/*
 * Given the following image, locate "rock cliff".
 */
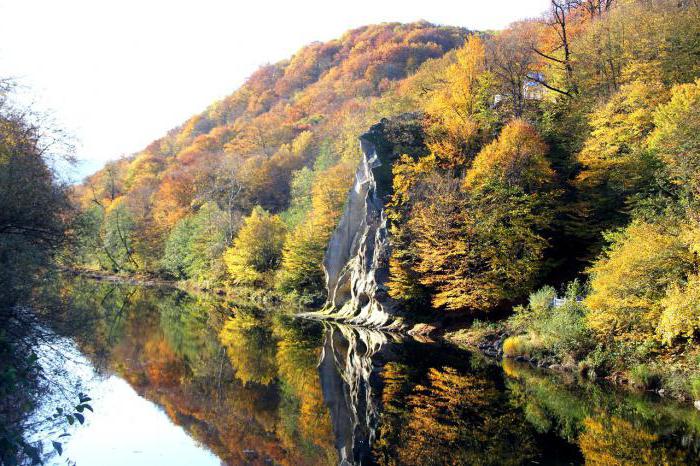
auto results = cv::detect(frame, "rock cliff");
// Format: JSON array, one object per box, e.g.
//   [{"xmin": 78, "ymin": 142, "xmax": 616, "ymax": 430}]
[{"xmin": 304, "ymin": 114, "xmax": 426, "ymax": 329}]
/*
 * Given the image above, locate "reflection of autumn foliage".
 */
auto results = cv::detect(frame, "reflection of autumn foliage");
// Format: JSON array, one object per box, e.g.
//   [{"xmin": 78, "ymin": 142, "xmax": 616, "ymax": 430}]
[
  {"xmin": 379, "ymin": 366, "xmax": 537, "ymax": 466},
  {"xmin": 579, "ymin": 416, "xmax": 689, "ymax": 466},
  {"xmin": 219, "ymin": 311, "xmax": 278, "ymax": 385},
  {"xmin": 275, "ymin": 337, "xmax": 336, "ymax": 461},
  {"xmin": 66, "ymin": 279, "xmax": 338, "ymax": 466},
  {"xmin": 503, "ymin": 361, "xmax": 699, "ymax": 466},
  {"xmin": 143, "ymin": 339, "xmax": 184, "ymax": 387}
]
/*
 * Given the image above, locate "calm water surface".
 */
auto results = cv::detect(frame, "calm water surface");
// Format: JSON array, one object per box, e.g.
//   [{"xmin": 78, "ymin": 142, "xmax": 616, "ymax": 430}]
[{"xmin": 28, "ymin": 277, "xmax": 700, "ymax": 465}]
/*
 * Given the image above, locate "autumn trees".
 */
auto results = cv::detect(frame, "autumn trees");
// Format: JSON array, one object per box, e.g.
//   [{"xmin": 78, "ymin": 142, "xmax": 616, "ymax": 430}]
[
  {"xmin": 503, "ymin": 70, "xmax": 700, "ymax": 388},
  {"xmin": 0, "ymin": 81, "xmax": 73, "ymax": 307},
  {"xmin": 276, "ymin": 161, "xmax": 355, "ymax": 299},
  {"xmin": 71, "ymin": 0, "xmax": 700, "ymax": 367},
  {"xmin": 584, "ymin": 79, "xmax": 700, "ymax": 346},
  {"xmin": 0, "ymin": 79, "xmax": 76, "ymax": 464},
  {"xmin": 388, "ymin": 119, "xmax": 556, "ymax": 311}
]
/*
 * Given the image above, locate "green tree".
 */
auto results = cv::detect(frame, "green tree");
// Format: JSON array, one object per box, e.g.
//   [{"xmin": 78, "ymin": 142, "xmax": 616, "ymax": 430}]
[{"xmin": 161, "ymin": 202, "xmax": 229, "ymax": 283}]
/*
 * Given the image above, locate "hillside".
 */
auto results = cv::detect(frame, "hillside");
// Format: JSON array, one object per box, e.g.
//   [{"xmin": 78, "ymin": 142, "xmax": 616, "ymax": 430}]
[{"xmin": 74, "ymin": 21, "xmax": 469, "ymax": 284}]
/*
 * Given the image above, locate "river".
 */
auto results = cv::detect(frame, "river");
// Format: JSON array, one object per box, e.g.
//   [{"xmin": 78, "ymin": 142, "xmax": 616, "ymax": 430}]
[{"xmin": 25, "ymin": 276, "xmax": 700, "ymax": 465}]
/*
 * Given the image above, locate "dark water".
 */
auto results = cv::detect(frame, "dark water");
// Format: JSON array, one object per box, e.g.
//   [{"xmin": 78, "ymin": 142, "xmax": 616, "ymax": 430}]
[{"xmin": 29, "ymin": 277, "xmax": 700, "ymax": 465}]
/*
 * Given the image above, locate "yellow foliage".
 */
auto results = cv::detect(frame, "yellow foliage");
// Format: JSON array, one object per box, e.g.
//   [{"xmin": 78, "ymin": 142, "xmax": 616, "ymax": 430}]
[
  {"xmin": 576, "ymin": 80, "xmax": 668, "ymax": 192},
  {"xmin": 503, "ymin": 335, "xmax": 535, "ymax": 358},
  {"xmin": 465, "ymin": 119, "xmax": 552, "ymax": 193},
  {"xmin": 310, "ymin": 162, "xmax": 355, "ymax": 224},
  {"xmin": 649, "ymin": 78, "xmax": 700, "ymax": 193},
  {"xmin": 424, "ymin": 35, "xmax": 492, "ymax": 167},
  {"xmin": 658, "ymin": 273, "xmax": 700, "ymax": 344},
  {"xmin": 223, "ymin": 207, "xmax": 286, "ymax": 286},
  {"xmin": 277, "ymin": 162, "xmax": 354, "ymax": 294},
  {"xmin": 585, "ymin": 221, "xmax": 695, "ymax": 342}
]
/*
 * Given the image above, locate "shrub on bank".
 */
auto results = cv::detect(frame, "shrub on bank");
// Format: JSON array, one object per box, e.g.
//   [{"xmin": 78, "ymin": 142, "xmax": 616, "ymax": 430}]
[
  {"xmin": 506, "ymin": 281, "xmax": 593, "ymax": 364},
  {"xmin": 503, "ymin": 336, "xmax": 536, "ymax": 358},
  {"xmin": 629, "ymin": 364, "xmax": 663, "ymax": 390}
]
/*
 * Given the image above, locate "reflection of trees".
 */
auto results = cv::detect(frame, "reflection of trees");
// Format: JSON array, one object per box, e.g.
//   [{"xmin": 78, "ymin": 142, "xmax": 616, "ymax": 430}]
[
  {"xmin": 503, "ymin": 360, "xmax": 700, "ymax": 465},
  {"xmin": 219, "ymin": 307, "xmax": 278, "ymax": 386},
  {"xmin": 579, "ymin": 416, "xmax": 689, "ymax": 465},
  {"xmin": 379, "ymin": 366, "xmax": 538, "ymax": 466},
  {"xmin": 274, "ymin": 318, "xmax": 336, "ymax": 463},
  {"xmin": 51, "ymin": 278, "xmax": 700, "ymax": 466},
  {"xmin": 317, "ymin": 324, "xmax": 543, "ymax": 466},
  {"xmin": 58, "ymin": 278, "xmax": 338, "ymax": 465}
]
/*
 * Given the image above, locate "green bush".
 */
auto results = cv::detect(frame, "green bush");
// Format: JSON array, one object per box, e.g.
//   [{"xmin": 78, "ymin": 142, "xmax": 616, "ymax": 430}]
[
  {"xmin": 629, "ymin": 364, "xmax": 662, "ymax": 390},
  {"xmin": 506, "ymin": 281, "xmax": 593, "ymax": 362},
  {"xmin": 690, "ymin": 376, "xmax": 700, "ymax": 400}
]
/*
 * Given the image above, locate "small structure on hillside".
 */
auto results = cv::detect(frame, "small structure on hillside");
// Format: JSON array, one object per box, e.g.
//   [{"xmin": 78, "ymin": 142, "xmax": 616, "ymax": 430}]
[{"xmin": 523, "ymin": 73, "xmax": 545, "ymax": 100}]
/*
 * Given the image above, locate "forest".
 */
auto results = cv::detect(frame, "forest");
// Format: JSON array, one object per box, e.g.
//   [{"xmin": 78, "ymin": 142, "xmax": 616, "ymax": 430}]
[{"xmin": 2, "ymin": 0, "xmax": 700, "ymax": 461}]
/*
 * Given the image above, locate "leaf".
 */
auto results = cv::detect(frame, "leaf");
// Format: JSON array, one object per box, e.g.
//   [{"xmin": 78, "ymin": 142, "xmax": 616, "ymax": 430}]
[
  {"xmin": 74, "ymin": 412, "xmax": 85, "ymax": 424},
  {"xmin": 67, "ymin": 414, "xmax": 74, "ymax": 425},
  {"xmin": 82, "ymin": 403, "xmax": 93, "ymax": 412},
  {"xmin": 52, "ymin": 441, "xmax": 63, "ymax": 456}
]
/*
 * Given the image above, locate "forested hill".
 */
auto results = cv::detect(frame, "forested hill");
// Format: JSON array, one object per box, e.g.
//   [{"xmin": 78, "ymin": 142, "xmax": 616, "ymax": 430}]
[
  {"xmin": 73, "ymin": 22, "xmax": 470, "ymax": 288},
  {"xmin": 75, "ymin": 2, "xmax": 700, "ymax": 334}
]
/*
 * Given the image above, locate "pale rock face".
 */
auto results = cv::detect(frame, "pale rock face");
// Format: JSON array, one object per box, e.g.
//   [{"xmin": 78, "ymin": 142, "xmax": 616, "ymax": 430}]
[{"xmin": 314, "ymin": 134, "xmax": 404, "ymax": 329}]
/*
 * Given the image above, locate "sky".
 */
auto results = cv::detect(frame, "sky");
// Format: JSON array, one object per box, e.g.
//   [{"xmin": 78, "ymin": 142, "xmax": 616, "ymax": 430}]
[{"xmin": 0, "ymin": 0, "xmax": 551, "ymax": 182}]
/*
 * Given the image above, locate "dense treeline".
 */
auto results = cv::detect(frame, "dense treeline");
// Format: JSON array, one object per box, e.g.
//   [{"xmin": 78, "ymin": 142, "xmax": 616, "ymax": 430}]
[
  {"xmin": 76, "ymin": 3, "xmax": 700, "ymax": 394},
  {"xmin": 0, "ymin": 80, "xmax": 79, "ymax": 463}
]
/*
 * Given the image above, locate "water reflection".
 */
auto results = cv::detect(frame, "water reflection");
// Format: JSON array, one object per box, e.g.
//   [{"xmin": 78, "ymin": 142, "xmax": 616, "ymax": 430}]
[
  {"xmin": 318, "ymin": 324, "xmax": 393, "ymax": 465},
  {"xmin": 33, "ymin": 277, "xmax": 700, "ymax": 465}
]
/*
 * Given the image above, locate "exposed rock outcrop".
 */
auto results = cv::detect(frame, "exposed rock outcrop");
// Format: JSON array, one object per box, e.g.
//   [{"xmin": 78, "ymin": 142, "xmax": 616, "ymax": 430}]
[
  {"xmin": 320, "ymin": 137, "xmax": 400, "ymax": 329},
  {"xmin": 305, "ymin": 114, "xmax": 426, "ymax": 329}
]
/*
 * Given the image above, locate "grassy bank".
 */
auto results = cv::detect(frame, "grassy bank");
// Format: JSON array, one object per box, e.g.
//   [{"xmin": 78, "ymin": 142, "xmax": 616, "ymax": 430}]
[{"xmin": 444, "ymin": 282, "xmax": 700, "ymax": 405}]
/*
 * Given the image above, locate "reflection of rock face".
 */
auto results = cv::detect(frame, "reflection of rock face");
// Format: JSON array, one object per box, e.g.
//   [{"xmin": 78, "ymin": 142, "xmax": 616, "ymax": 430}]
[
  {"xmin": 319, "ymin": 132, "xmax": 402, "ymax": 329},
  {"xmin": 317, "ymin": 324, "xmax": 393, "ymax": 466}
]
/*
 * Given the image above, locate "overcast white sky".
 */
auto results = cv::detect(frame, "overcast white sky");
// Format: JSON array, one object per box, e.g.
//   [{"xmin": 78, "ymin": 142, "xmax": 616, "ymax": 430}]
[{"xmin": 0, "ymin": 0, "xmax": 550, "ymax": 181}]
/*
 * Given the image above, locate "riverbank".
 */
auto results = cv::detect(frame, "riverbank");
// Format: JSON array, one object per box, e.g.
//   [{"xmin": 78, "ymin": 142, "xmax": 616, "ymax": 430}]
[
  {"xmin": 442, "ymin": 321, "xmax": 700, "ymax": 408},
  {"xmin": 60, "ymin": 267, "xmax": 175, "ymax": 287}
]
